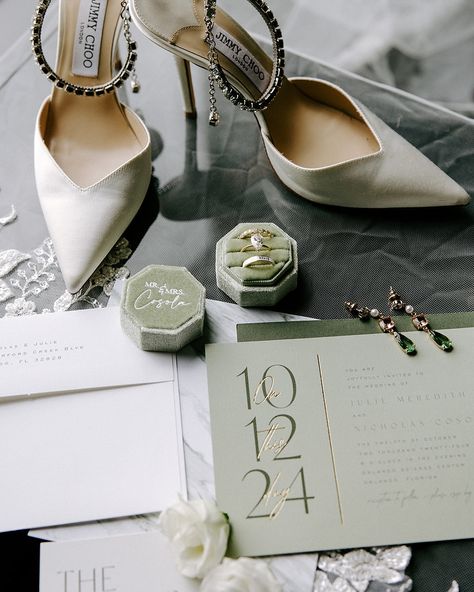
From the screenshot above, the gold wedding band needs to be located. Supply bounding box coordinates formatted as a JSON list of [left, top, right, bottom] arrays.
[[242, 255, 275, 268], [238, 228, 274, 239]]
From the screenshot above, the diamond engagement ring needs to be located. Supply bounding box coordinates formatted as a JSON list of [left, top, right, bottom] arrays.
[[242, 255, 275, 268], [240, 233, 271, 252]]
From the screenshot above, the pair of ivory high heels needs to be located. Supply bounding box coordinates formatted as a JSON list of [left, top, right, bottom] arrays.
[[33, 0, 470, 293]]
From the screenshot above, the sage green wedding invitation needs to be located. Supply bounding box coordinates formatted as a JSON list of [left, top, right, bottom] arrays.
[[206, 326, 474, 557], [236, 312, 474, 342]]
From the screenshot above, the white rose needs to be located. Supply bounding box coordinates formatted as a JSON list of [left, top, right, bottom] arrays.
[[200, 558, 282, 592], [158, 498, 230, 579]]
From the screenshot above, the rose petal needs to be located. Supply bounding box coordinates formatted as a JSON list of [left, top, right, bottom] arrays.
[[159, 498, 229, 579]]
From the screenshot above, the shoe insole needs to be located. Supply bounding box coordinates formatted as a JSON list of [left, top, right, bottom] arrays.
[[44, 0, 144, 187], [175, 3, 380, 168]]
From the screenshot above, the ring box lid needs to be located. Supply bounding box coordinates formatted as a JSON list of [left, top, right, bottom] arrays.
[[121, 265, 205, 352]]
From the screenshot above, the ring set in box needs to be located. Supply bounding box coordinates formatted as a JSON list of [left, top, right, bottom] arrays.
[[216, 223, 298, 307], [121, 265, 205, 352], [120, 223, 297, 350]]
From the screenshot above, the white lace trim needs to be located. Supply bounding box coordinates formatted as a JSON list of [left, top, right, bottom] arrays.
[[0, 237, 132, 316]]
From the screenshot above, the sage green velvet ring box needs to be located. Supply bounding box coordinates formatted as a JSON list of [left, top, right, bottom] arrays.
[[216, 223, 298, 307], [120, 265, 206, 352]]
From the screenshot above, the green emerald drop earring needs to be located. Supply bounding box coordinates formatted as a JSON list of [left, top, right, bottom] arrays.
[[388, 287, 453, 352], [345, 301, 417, 356]]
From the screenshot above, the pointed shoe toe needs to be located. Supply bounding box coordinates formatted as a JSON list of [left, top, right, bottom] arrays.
[[34, 100, 151, 293], [261, 78, 469, 209], [357, 107, 470, 208], [62, 265, 96, 296]]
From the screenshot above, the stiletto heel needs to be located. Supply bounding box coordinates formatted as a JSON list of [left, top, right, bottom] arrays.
[[32, 0, 151, 293], [130, 0, 470, 209], [175, 57, 197, 119]]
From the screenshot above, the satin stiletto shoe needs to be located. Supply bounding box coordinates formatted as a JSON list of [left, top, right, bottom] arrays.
[[130, 0, 469, 209], [32, 0, 151, 293]]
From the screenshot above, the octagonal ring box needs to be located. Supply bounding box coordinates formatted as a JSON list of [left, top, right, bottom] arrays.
[[120, 265, 206, 352], [216, 223, 298, 307]]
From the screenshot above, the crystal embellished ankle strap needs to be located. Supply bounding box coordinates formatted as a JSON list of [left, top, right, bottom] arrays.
[[204, 0, 285, 125], [31, 0, 139, 96]]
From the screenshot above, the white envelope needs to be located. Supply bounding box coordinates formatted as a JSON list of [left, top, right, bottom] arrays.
[[0, 307, 186, 532], [0, 307, 173, 399], [0, 381, 186, 532]]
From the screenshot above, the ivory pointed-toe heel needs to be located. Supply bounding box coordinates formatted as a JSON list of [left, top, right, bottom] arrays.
[[130, 0, 469, 209], [32, 0, 151, 293]]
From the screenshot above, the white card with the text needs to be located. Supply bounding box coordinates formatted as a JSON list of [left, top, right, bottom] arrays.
[[0, 307, 173, 399], [40, 532, 199, 592]]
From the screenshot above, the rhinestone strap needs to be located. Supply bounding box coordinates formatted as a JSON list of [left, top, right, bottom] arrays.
[[204, 0, 285, 125], [31, 0, 139, 96]]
